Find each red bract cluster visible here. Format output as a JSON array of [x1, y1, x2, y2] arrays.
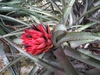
[[21, 24, 53, 55]]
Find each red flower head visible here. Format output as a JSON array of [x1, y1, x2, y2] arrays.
[[21, 24, 53, 55]]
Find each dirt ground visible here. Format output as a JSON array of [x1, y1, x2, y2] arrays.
[[0, 55, 4, 75]]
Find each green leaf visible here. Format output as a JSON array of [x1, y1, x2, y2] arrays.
[[88, 18, 100, 23], [0, 22, 12, 33], [64, 46, 100, 69], [0, 27, 6, 35], [0, 2, 59, 21], [53, 47, 79, 75], [0, 6, 18, 13], [75, 4, 100, 23], [0, 56, 25, 72], [29, 64, 39, 75], [7, 1, 22, 5], [77, 0, 88, 24], [4, 38, 66, 75], [49, 0, 62, 14], [76, 22, 97, 31], [53, 24, 67, 32], [56, 32, 100, 46], [53, 30, 65, 45], [0, 32, 23, 38], [30, 6, 59, 20], [0, 44, 18, 74], [78, 49, 100, 61], [86, 69, 100, 75], [60, 0, 66, 7], [30, 15, 40, 24], [70, 40, 93, 48], [60, 0, 75, 24], [38, 69, 52, 75], [0, 14, 29, 26]]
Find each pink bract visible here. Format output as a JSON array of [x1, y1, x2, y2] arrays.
[[21, 24, 53, 55]]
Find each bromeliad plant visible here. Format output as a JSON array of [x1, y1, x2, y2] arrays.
[[1, 0, 100, 75], [21, 24, 53, 55]]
